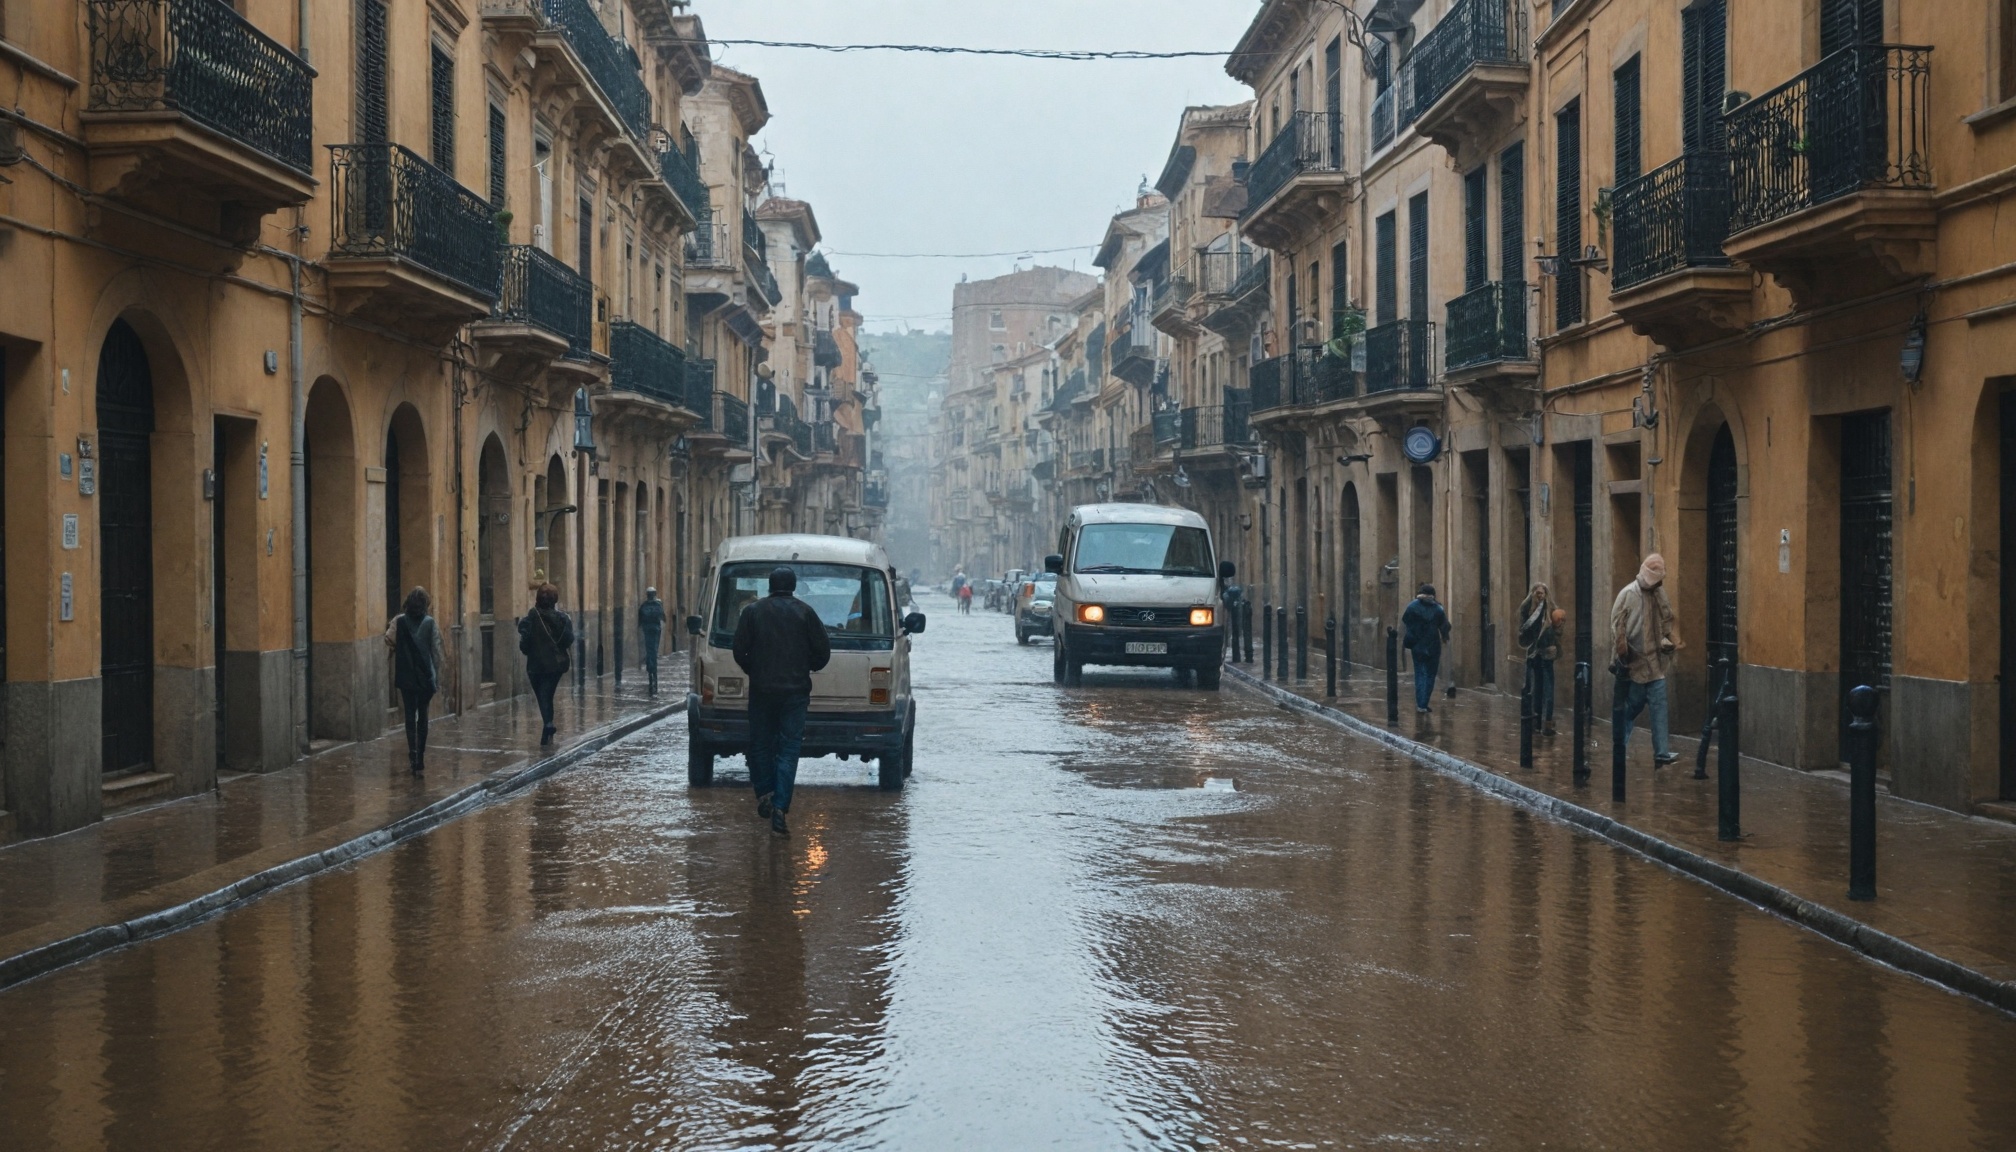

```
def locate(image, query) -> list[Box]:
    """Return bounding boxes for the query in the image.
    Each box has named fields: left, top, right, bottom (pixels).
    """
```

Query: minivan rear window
left=712, top=563, right=895, bottom=651
left=1074, top=524, right=1213, bottom=576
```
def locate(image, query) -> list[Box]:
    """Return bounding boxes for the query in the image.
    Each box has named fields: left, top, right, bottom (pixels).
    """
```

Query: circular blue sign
left=1402, top=425, right=1441, bottom=464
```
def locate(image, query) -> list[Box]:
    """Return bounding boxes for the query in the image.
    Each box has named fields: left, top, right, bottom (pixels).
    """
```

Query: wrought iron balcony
left=747, top=252, right=782, bottom=307
left=1372, top=85, right=1399, bottom=153
left=608, top=320, right=689, bottom=408
left=1180, top=392, right=1254, bottom=451
left=1110, top=319, right=1157, bottom=386
left=327, top=143, right=501, bottom=335
left=1364, top=320, right=1437, bottom=395
left=1250, top=354, right=1288, bottom=412
left=541, top=0, right=651, bottom=141
left=491, top=245, right=592, bottom=357
left=813, top=421, right=838, bottom=455
left=1728, top=45, right=1931, bottom=235
left=1613, top=152, right=1732, bottom=291
left=743, top=212, right=768, bottom=261
left=1153, top=408, right=1181, bottom=445
left=1406, top=0, right=1526, bottom=115
left=814, top=328, right=843, bottom=368
left=658, top=142, right=709, bottom=225
left=685, top=358, right=717, bottom=430
left=1197, top=247, right=1256, bottom=296
left=863, top=482, right=889, bottom=509
left=1444, top=281, right=1528, bottom=371
left=686, top=219, right=734, bottom=269
left=1244, top=111, right=1345, bottom=221
left=1250, top=348, right=1356, bottom=412
left=717, top=392, right=750, bottom=443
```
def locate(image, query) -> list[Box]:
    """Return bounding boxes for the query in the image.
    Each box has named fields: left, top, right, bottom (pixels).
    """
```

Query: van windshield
left=712, top=562, right=895, bottom=651
left=1074, top=523, right=1214, bottom=577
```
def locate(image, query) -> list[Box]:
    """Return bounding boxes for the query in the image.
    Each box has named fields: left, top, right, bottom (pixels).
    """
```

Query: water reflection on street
left=4, top=593, right=2016, bottom=1150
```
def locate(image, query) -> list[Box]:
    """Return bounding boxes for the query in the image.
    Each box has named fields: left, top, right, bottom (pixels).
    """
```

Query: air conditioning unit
left=1240, top=453, right=1269, bottom=489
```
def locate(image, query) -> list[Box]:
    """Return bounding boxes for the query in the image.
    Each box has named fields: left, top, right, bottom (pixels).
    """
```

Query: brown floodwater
left=3, top=596, right=2015, bottom=1150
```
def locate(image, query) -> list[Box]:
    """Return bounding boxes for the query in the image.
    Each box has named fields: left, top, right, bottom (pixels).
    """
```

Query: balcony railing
left=685, top=219, right=733, bottom=268
left=814, top=328, right=843, bottom=368
left=715, top=391, right=749, bottom=443
left=747, top=253, right=782, bottom=306
left=1404, top=0, right=1526, bottom=122
left=1251, top=354, right=1288, bottom=412
left=1372, top=85, right=1398, bottom=152
left=659, top=142, right=709, bottom=223
left=1250, top=348, right=1357, bottom=410
left=743, top=212, right=768, bottom=261
left=773, top=394, right=812, bottom=456
left=1153, top=408, right=1181, bottom=445
left=87, top=0, right=314, bottom=174
left=1612, top=152, right=1733, bottom=290
left=493, top=244, right=592, bottom=357
left=864, top=483, right=889, bottom=509
left=1364, top=320, right=1437, bottom=394
left=329, top=143, right=501, bottom=300
left=814, top=421, right=838, bottom=455
left=1233, top=252, right=1271, bottom=301
left=1445, top=281, right=1528, bottom=369
left=608, top=320, right=688, bottom=407
left=1727, top=44, right=1932, bottom=234
left=1197, top=247, right=1257, bottom=295
left=542, top=0, right=650, bottom=140
left=1180, top=392, right=1254, bottom=450
left=1244, top=111, right=1346, bottom=219
left=685, top=358, right=716, bottom=429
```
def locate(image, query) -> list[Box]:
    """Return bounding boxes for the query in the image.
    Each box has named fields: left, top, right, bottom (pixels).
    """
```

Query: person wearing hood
left=638, top=587, right=666, bottom=695
left=1400, top=583, right=1452, bottom=714
left=1611, top=553, right=1682, bottom=765
left=732, top=566, right=831, bottom=836
left=385, top=587, right=446, bottom=774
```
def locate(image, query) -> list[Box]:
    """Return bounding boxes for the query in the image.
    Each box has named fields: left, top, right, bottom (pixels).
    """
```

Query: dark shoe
left=757, top=792, right=774, bottom=820
left=541, top=726, right=555, bottom=746
left=1543, top=725, right=1558, bottom=736
left=770, top=809, right=789, bottom=836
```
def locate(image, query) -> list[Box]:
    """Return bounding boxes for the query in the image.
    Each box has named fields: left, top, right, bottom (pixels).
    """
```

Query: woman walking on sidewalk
left=1516, top=584, right=1562, bottom=734
left=386, top=587, right=446, bottom=774
left=519, top=583, right=575, bottom=747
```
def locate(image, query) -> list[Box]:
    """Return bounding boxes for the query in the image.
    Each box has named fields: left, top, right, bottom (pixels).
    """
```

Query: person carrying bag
left=519, top=583, right=575, bottom=747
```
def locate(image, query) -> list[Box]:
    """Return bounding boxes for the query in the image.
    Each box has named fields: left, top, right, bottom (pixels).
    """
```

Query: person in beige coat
left=1611, top=554, right=1681, bottom=766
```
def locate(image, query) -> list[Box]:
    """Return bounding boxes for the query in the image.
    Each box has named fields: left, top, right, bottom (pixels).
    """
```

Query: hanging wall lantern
left=1900, top=312, right=1927, bottom=386
left=573, top=388, right=596, bottom=455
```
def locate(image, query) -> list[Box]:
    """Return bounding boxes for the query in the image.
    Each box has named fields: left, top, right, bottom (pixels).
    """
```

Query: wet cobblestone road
left=5, top=593, right=2016, bottom=1150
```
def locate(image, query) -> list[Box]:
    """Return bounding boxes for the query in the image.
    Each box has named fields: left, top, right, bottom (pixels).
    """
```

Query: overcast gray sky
left=700, top=1, right=1257, bottom=334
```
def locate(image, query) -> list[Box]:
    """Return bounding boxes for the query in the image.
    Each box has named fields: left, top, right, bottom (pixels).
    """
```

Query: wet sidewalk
left=0, top=666, right=687, bottom=988
left=1230, top=657, right=2016, bottom=1011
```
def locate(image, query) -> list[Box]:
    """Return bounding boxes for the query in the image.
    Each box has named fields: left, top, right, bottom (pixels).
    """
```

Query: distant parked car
left=1015, top=573, right=1058, bottom=644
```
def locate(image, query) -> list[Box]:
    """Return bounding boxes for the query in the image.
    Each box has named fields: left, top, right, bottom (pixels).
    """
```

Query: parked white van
left=1046, top=503, right=1233, bottom=689
left=685, top=534, right=925, bottom=790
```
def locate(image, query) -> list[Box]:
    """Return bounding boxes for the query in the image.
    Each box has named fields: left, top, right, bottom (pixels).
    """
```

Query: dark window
left=1324, top=36, right=1343, bottom=165
left=1331, top=239, right=1349, bottom=327
left=355, top=0, right=388, bottom=145
left=1407, top=191, right=1429, bottom=322
left=1555, top=100, right=1583, bottom=329
left=578, top=195, right=594, bottom=281
left=487, top=103, right=507, bottom=208
left=430, top=44, right=455, bottom=171
left=1681, top=0, right=1728, bottom=153
left=1372, top=41, right=1391, bottom=93
left=1614, top=55, right=1641, bottom=184
left=1820, top=0, right=1884, bottom=58
left=1375, top=210, right=1398, bottom=325
left=1463, top=167, right=1488, bottom=291
left=1499, top=142, right=1525, bottom=284
left=2004, top=0, right=2016, bottom=103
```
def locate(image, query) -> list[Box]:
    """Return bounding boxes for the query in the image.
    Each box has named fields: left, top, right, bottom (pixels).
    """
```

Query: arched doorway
left=384, top=404, right=431, bottom=706
left=540, top=454, right=571, bottom=600
left=1705, top=425, right=1739, bottom=681
left=1340, top=482, right=1360, bottom=665
left=478, top=435, right=511, bottom=687
left=306, top=380, right=359, bottom=739
left=97, top=320, right=156, bottom=778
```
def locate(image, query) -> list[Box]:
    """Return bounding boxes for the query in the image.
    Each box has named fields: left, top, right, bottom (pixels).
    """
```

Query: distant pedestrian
left=958, top=582, right=973, bottom=614
left=732, top=566, right=831, bottom=836
left=519, top=583, right=574, bottom=747
left=385, top=587, right=446, bottom=774
left=1517, top=584, right=1561, bottom=734
left=1611, top=554, right=1682, bottom=766
left=1400, top=583, right=1451, bottom=714
left=638, top=587, right=666, bottom=695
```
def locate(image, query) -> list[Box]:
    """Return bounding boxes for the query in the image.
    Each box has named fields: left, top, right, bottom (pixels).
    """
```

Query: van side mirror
left=1218, top=560, right=1237, bottom=581
left=904, top=612, right=927, bottom=635
left=685, top=614, right=703, bottom=636
left=1044, top=553, right=1064, bottom=574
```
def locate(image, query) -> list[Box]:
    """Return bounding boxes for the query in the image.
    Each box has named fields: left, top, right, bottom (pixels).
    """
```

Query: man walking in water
left=637, top=587, right=666, bottom=695
left=732, top=566, right=831, bottom=836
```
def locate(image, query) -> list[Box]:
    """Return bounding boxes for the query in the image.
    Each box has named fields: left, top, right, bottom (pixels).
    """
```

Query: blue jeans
left=1621, top=678, right=1671, bottom=759
left=1530, top=659, right=1556, bottom=726
left=1412, top=652, right=1440, bottom=710
left=747, top=691, right=810, bottom=813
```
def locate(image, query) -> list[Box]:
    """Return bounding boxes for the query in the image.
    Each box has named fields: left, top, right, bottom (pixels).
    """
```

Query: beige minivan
left=685, top=534, right=925, bottom=790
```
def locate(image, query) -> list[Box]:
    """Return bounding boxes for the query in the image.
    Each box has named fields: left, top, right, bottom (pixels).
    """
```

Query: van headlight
left=718, top=676, right=746, bottom=698
left=1190, top=607, right=1215, bottom=626
left=1077, top=604, right=1105, bottom=624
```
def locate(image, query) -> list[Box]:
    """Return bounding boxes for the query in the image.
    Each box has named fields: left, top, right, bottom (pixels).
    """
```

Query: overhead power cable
left=827, top=244, right=1098, bottom=259
left=696, top=38, right=1240, bottom=61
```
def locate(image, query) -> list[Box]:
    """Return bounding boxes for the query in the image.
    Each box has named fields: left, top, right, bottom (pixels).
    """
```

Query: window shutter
left=1463, top=168, right=1488, bottom=291
left=488, top=105, right=507, bottom=207
left=579, top=196, right=594, bottom=281
left=1331, top=240, right=1349, bottom=322
left=1375, top=211, right=1398, bottom=325
left=1683, top=0, right=1728, bottom=153
left=355, top=0, right=388, bottom=145
left=430, top=46, right=456, bottom=171
left=1555, top=100, right=1583, bottom=329
left=1408, top=191, right=1429, bottom=322
left=1614, top=56, right=1641, bottom=184
left=1820, top=0, right=1881, bottom=56
left=1499, top=142, right=1525, bottom=284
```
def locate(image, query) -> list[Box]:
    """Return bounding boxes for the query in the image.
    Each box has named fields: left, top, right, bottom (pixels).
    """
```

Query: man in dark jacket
left=1400, top=583, right=1452, bottom=714
left=732, top=567, right=832, bottom=835
left=519, top=584, right=574, bottom=747
left=637, top=587, right=666, bottom=695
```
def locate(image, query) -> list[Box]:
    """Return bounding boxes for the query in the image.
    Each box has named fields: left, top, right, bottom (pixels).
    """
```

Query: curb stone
left=1226, top=665, right=2016, bottom=1016
left=0, top=700, right=685, bottom=992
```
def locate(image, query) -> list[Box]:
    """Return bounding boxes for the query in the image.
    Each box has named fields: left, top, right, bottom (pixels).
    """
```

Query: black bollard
left=1245, top=600, right=1256, bottom=664
left=1847, top=685, right=1880, bottom=901
left=1296, top=606, right=1308, bottom=681
left=1572, top=661, right=1591, bottom=787
left=1695, top=657, right=1731, bottom=780
left=1277, top=606, right=1289, bottom=681
left=1262, top=601, right=1273, bottom=679
left=1717, top=684, right=1741, bottom=841
left=1385, top=627, right=1400, bottom=724
left=1241, top=600, right=1253, bottom=663
left=1518, top=655, right=1535, bottom=769
left=1611, top=664, right=1630, bottom=803
left=1325, top=615, right=1337, bottom=698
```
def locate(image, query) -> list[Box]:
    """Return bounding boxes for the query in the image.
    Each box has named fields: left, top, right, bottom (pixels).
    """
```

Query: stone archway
left=305, top=378, right=367, bottom=740
left=95, top=318, right=157, bottom=780
left=1675, top=402, right=1745, bottom=728
left=477, top=434, right=513, bottom=689
left=383, top=403, right=432, bottom=708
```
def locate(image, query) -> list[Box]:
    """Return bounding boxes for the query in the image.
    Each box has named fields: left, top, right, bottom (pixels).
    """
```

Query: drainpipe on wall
left=287, top=229, right=308, bottom=756
left=450, top=343, right=467, bottom=713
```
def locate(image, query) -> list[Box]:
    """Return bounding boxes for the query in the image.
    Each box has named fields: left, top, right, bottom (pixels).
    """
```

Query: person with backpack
left=519, top=583, right=575, bottom=747
left=385, top=587, right=446, bottom=774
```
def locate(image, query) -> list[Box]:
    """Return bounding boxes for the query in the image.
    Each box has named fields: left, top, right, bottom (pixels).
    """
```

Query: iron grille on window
left=540, top=0, right=651, bottom=140
left=1445, top=281, right=1528, bottom=369
left=1611, top=151, right=1731, bottom=290
left=87, top=0, right=315, bottom=174
left=493, top=245, right=592, bottom=357
left=330, top=143, right=501, bottom=299
left=608, top=320, right=688, bottom=407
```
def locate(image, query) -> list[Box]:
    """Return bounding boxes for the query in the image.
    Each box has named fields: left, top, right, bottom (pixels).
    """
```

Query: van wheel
left=1197, top=663, right=1222, bottom=691
left=1173, top=667, right=1194, bottom=687
left=687, top=737, right=714, bottom=787
left=879, top=729, right=911, bottom=790
left=1064, top=647, right=1084, bottom=688
left=1053, top=638, right=1067, bottom=683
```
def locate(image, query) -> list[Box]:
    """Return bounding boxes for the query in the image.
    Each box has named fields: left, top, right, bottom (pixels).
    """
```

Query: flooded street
left=6, top=593, right=2016, bottom=1151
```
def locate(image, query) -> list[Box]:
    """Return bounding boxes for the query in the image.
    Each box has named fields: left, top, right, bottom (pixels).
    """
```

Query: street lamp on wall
left=573, top=388, right=596, bottom=456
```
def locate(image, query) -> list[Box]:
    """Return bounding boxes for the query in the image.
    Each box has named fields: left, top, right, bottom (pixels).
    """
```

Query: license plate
left=1125, top=641, right=1168, bottom=655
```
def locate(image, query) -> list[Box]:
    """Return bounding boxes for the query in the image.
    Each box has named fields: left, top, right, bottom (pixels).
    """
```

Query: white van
left=1046, top=503, right=1233, bottom=689
left=685, top=534, right=925, bottom=790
